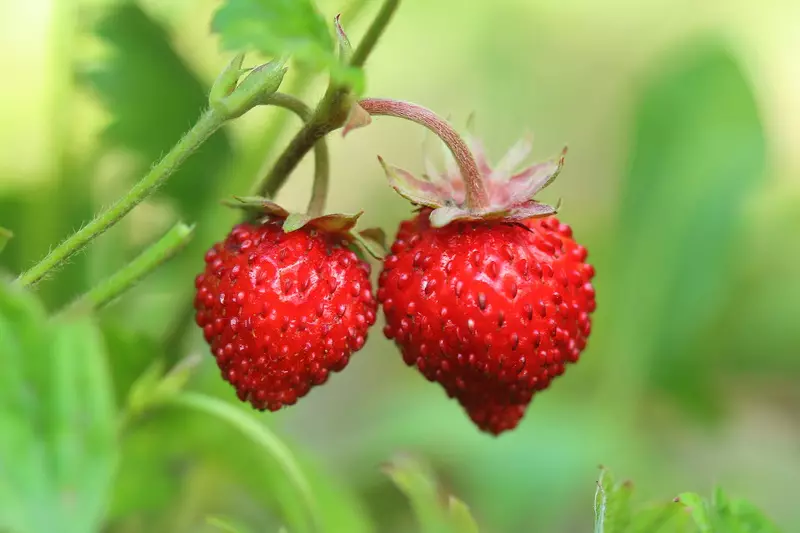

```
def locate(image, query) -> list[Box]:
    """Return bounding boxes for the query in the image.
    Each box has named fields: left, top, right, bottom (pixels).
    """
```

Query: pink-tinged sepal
left=378, top=156, right=448, bottom=208
left=378, top=128, right=566, bottom=227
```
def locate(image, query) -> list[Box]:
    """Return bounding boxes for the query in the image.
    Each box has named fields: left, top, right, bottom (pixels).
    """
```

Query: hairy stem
left=67, top=222, right=194, bottom=312
left=358, top=98, right=489, bottom=209
left=17, top=109, right=225, bottom=287
left=263, top=93, right=330, bottom=216
left=350, top=0, right=401, bottom=67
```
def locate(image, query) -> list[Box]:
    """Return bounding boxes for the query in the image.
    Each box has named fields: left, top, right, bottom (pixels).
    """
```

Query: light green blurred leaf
left=82, top=3, right=233, bottom=219
left=170, top=392, right=319, bottom=533
left=384, top=454, right=467, bottom=533
left=600, top=40, right=766, bottom=413
left=628, top=503, right=691, bottom=533
left=675, top=488, right=784, bottom=533
left=713, top=487, right=782, bottom=533
left=448, top=496, right=480, bottom=533
left=677, top=492, right=714, bottom=532
left=0, top=226, right=11, bottom=254
left=0, top=282, right=117, bottom=533
left=594, top=468, right=633, bottom=533
left=212, top=0, right=364, bottom=91
left=207, top=515, right=255, bottom=533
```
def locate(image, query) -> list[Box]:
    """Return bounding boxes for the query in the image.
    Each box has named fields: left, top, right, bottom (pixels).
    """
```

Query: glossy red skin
left=194, top=220, right=377, bottom=411
left=378, top=210, right=595, bottom=435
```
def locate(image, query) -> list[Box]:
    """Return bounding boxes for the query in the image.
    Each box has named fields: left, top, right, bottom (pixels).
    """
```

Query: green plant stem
left=350, top=0, right=401, bottom=67
left=263, top=94, right=330, bottom=216
left=16, top=109, right=226, bottom=288
left=358, top=97, right=489, bottom=209
left=67, top=222, right=194, bottom=312
left=255, top=87, right=350, bottom=200
left=171, top=392, right=322, bottom=533
left=254, top=0, right=401, bottom=199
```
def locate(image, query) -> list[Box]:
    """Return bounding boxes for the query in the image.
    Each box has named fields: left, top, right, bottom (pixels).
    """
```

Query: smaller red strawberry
left=194, top=200, right=379, bottom=410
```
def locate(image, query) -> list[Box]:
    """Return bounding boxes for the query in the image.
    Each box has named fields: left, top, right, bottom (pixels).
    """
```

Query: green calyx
left=222, top=196, right=385, bottom=259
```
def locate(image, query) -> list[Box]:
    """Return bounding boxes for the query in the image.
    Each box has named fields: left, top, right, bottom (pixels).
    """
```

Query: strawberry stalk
left=65, top=222, right=194, bottom=312
left=255, top=0, right=401, bottom=199
left=357, top=98, right=490, bottom=211
left=17, top=57, right=288, bottom=289
left=262, top=93, right=330, bottom=216
left=16, top=109, right=225, bottom=288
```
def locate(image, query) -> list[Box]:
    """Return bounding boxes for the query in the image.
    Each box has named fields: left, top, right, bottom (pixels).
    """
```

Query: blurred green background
left=1, top=0, right=799, bottom=532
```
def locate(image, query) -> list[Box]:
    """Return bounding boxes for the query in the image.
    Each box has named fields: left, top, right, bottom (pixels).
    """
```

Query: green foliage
left=384, top=455, right=480, bottom=533
left=212, top=0, right=364, bottom=91
left=0, top=282, right=117, bottom=533
left=593, top=468, right=782, bottom=533
left=677, top=488, right=782, bottom=533
left=598, top=40, right=766, bottom=414
left=83, top=3, right=233, bottom=220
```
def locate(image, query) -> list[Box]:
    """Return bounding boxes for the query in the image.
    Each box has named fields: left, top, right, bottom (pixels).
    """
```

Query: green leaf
left=678, top=493, right=714, bottom=533
left=169, top=392, right=320, bottom=533
left=599, top=40, right=767, bottom=414
left=206, top=515, right=255, bottom=533
left=212, top=0, right=364, bottom=92
left=0, top=282, right=117, bottom=533
left=594, top=468, right=634, bottom=533
left=712, top=487, right=783, bottom=533
left=628, top=502, right=691, bottom=533
left=383, top=455, right=459, bottom=533
left=448, top=496, right=480, bottom=533
left=0, top=226, right=11, bottom=254
left=82, top=3, right=233, bottom=219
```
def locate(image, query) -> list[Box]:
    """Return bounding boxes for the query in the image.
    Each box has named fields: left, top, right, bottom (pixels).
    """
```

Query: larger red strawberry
left=375, top=128, right=595, bottom=435
left=194, top=201, right=378, bottom=410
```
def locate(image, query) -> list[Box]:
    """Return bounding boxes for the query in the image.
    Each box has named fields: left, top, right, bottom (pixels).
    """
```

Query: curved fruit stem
left=263, top=93, right=330, bottom=217
left=358, top=98, right=489, bottom=210
left=254, top=0, right=402, bottom=199
left=65, top=222, right=194, bottom=312
left=17, top=109, right=226, bottom=288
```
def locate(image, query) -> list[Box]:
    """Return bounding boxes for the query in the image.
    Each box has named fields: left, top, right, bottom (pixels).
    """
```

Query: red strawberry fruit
left=371, top=118, right=596, bottom=435
left=194, top=201, right=378, bottom=411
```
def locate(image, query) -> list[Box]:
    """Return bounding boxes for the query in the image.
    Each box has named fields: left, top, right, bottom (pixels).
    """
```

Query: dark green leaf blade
left=82, top=3, right=233, bottom=219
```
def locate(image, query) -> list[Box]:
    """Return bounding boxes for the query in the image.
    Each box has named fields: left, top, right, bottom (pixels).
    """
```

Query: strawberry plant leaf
left=384, top=454, right=463, bottom=533
left=170, top=392, right=320, bottom=533
left=594, top=468, right=634, bottom=533
left=677, top=492, right=715, bottom=532
left=0, top=282, right=117, bottom=533
left=598, top=40, right=767, bottom=415
left=0, top=226, right=11, bottom=254
left=81, top=3, right=233, bottom=220
left=448, top=496, right=480, bottom=533
left=206, top=515, right=254, bottom=533
left=628, top=502, right=691, bottom=533
left=212, top=0, right=364, bottom=92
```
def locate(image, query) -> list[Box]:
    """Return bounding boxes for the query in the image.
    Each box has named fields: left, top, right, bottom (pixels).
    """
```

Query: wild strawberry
left=361, top=102, right=596, bottom=435
left=379, top=210, right=594, bottom=434
left=194, top=201, right=378, bottom=411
